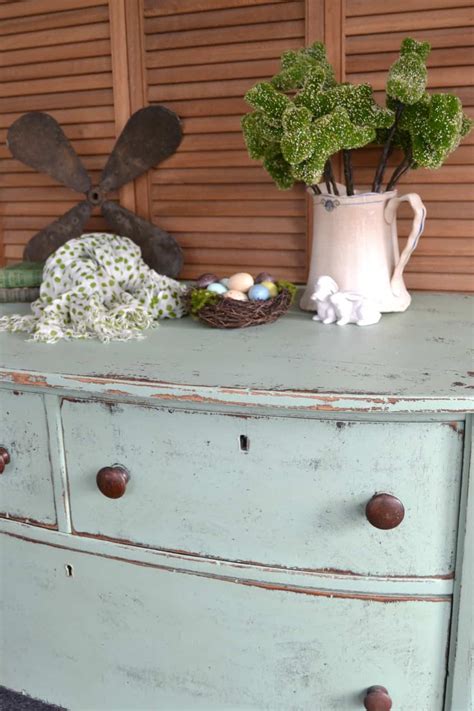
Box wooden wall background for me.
[0,0,473,290]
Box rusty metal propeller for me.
[6,106,184,277]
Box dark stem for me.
[323,163,332,194]
[372,101,404,193]
[324,159,339,196]
[310,184,322,195]
[385,148,413,191]
[342,150,354,196]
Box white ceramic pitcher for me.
[300,184,426,313]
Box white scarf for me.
[0,233,187,343]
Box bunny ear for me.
[99,106,182,193]
[101,200,183,278]
[23,202,92,262]
[7,112,91,194]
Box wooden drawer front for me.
[61,400,463,576]
[0,390,56,525]
[2,533,450,711]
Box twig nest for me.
[228,272,254,292]
[224,289,248,301]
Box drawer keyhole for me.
[65,564,74,578]
[239,435,250,452]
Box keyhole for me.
[239,435,250,452]
[65,564,74,577]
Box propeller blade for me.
[99,106,182,193]
[102,200,183,278]
[23,201,92,262]
[7,112,91,194]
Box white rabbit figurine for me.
[311,276,382,326]
[310,276,339,324]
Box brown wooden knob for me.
[364,686,392,711]
[0,447,11,474]
[366,493,405,530]
[96,465,130,499]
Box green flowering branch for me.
[241,37,473,196]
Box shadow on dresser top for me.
[0,292,472,415]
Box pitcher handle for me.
[384,193,426,297]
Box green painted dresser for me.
[0,293,472,711]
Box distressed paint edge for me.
[0,368,472,415]
[446,413,474,711]
[44,394,71,533]
[0,520,454,598]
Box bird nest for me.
[186,281,296,329]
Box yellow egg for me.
[224,290,248,301]
[261,280,278,298]
[228,272,254,293]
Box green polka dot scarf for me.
[0,234,188,343]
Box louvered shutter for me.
[143,0,307,282]
[345,0,474,291]
[0,0,116,262]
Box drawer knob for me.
[365,493,405,530]
[0,447,10,474]
[364,686,392,710]
[96,465,130,499]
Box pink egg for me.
[224,290,248,301]
[228,272,254,293]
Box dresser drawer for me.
[61,399,463,576]
[0,390,56,526]
[2,532,450,711]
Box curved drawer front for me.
[0,390,56,526]
[2,533,450,711]
[61,399,463,576]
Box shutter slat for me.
[347,26,474,54]
[144,0,295,18]
[346,7,474,35]
[347,0,473,14]
[0,39,111,68]
[147,38,302,67]
[146,2,303,33]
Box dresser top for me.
[0,292,472,414]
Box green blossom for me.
[387,37,431,104]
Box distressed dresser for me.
[0,293,472,711]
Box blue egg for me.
[248,284,270,301]
[207,282,227,295]
[220,278,230,288]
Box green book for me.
[0,287,40,303]
[0,261,44,288]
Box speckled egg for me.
[228,272,254,293]
[207,282,227,295]
[248,284,270,301]
[255,272,275,284]
[196,272,218,288]
[224,289,248,301]
[261,280,278,298]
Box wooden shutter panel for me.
[0,0,116,263]
[1,0,472,292]
[345,0,474,292]
[144,0,308,282]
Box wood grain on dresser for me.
[0,293,472,710]
[61,400,463,577]
[0,390,56,526]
